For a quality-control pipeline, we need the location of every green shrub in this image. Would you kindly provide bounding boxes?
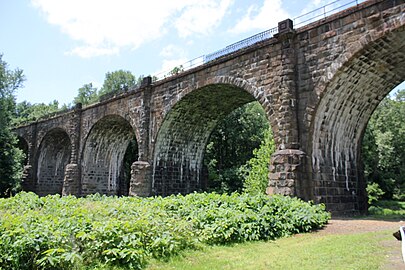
[366,182,385,205]
[0,192,329,269]
[241,128,276,194]
[368,200,405,219]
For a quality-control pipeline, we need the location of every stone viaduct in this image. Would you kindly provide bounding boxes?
[13,0,405,215]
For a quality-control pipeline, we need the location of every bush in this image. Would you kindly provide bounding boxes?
[0,192,329,269]
[241,128,275,194]
[366,182,385,205]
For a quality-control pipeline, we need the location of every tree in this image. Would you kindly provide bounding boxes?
[99,70,136,95]
[74,83,98,105]
[203,102,270,193]
[362,89,405,200]
[13,100,64,126]
[241,128,275,194]
[0,54,25,196]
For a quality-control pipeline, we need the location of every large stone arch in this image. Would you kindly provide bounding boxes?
[308,21,405,213]
[36,128,71,196]
[81,115,138,196]
[151,81,272,196]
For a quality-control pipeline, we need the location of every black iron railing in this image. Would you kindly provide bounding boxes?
[203,27,278,63]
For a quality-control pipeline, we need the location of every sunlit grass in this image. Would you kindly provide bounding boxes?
[146,230,391,270]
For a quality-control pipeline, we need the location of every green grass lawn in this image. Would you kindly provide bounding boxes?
[146,230,393,270]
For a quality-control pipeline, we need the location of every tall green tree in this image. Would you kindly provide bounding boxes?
[99,70,136,95]
[0,54,25,196]
[204,102,270,193]
[73,83,98,105]
[362,89,405,200]
[241,128,276,195]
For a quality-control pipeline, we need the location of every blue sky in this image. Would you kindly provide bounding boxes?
[1,0,402,105]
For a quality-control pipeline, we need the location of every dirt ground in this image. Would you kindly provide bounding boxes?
[317,219,405,269]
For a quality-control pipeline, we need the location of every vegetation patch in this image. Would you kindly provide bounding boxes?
[146,230,390,270]
[0,192,329,269]
[368,200,405,220]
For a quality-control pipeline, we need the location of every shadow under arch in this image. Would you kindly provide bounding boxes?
[36,128,71,196]
[16,136,29,166]
[152,82,272,196]
[81,115,138,196]
[308,25,405,213]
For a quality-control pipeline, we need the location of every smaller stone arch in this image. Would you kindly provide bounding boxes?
[36,128,71,196]
[81,115,138,196]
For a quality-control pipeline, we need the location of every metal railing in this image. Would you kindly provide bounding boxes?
[153,0,364,82]
[293,0,362,28]
[204,27,278,63]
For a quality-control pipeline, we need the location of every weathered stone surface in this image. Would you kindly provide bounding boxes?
[12,0,405,215]
[129,161,151,197]
[62,163,80,195]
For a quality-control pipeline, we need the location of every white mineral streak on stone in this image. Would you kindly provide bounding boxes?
[180,155,184,183]
[54,150,65,176]
[36,131,71,194]
[82,118,133,194]
[37,146,46,183]
[312,85,357,191]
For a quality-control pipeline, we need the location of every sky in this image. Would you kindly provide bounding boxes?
[0,0,403,106]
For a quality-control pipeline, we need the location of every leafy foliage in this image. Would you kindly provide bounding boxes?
[99,70,137,96]
[73,83,98,105]
[0,54,25,196]
[368,200,405,219]
[362,89,405,200]
[12,100,68,126]
[0,192,329,269]
[241,127,276,194]
[204,102,269,193]
[366,182,384,205]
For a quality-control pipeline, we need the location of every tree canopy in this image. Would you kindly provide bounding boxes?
[0,54,25,196]
[362,89,405,200]
[99,70,137,96]
[204,102,270,193]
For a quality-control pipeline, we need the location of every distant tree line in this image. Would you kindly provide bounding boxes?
[12,70,146,126]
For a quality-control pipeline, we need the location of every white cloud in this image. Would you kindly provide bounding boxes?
[65,46,119,58]
[160,45,185,58]
[230,0,289,34]
[32,0,233,58]
[174,0,233,38]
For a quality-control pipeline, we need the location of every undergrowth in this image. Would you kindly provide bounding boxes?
[0,192,330,269]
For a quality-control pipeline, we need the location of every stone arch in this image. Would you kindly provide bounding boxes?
[158,75,271,128]
[151,82,271,196]
[81,115,138,196]
[309,24,405,212]
[36,128,71,196]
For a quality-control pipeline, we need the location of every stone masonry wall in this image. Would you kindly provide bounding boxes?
[12,0,405,215]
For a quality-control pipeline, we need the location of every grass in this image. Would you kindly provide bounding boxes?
[146,230,392,270]
[145,200,405,270]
